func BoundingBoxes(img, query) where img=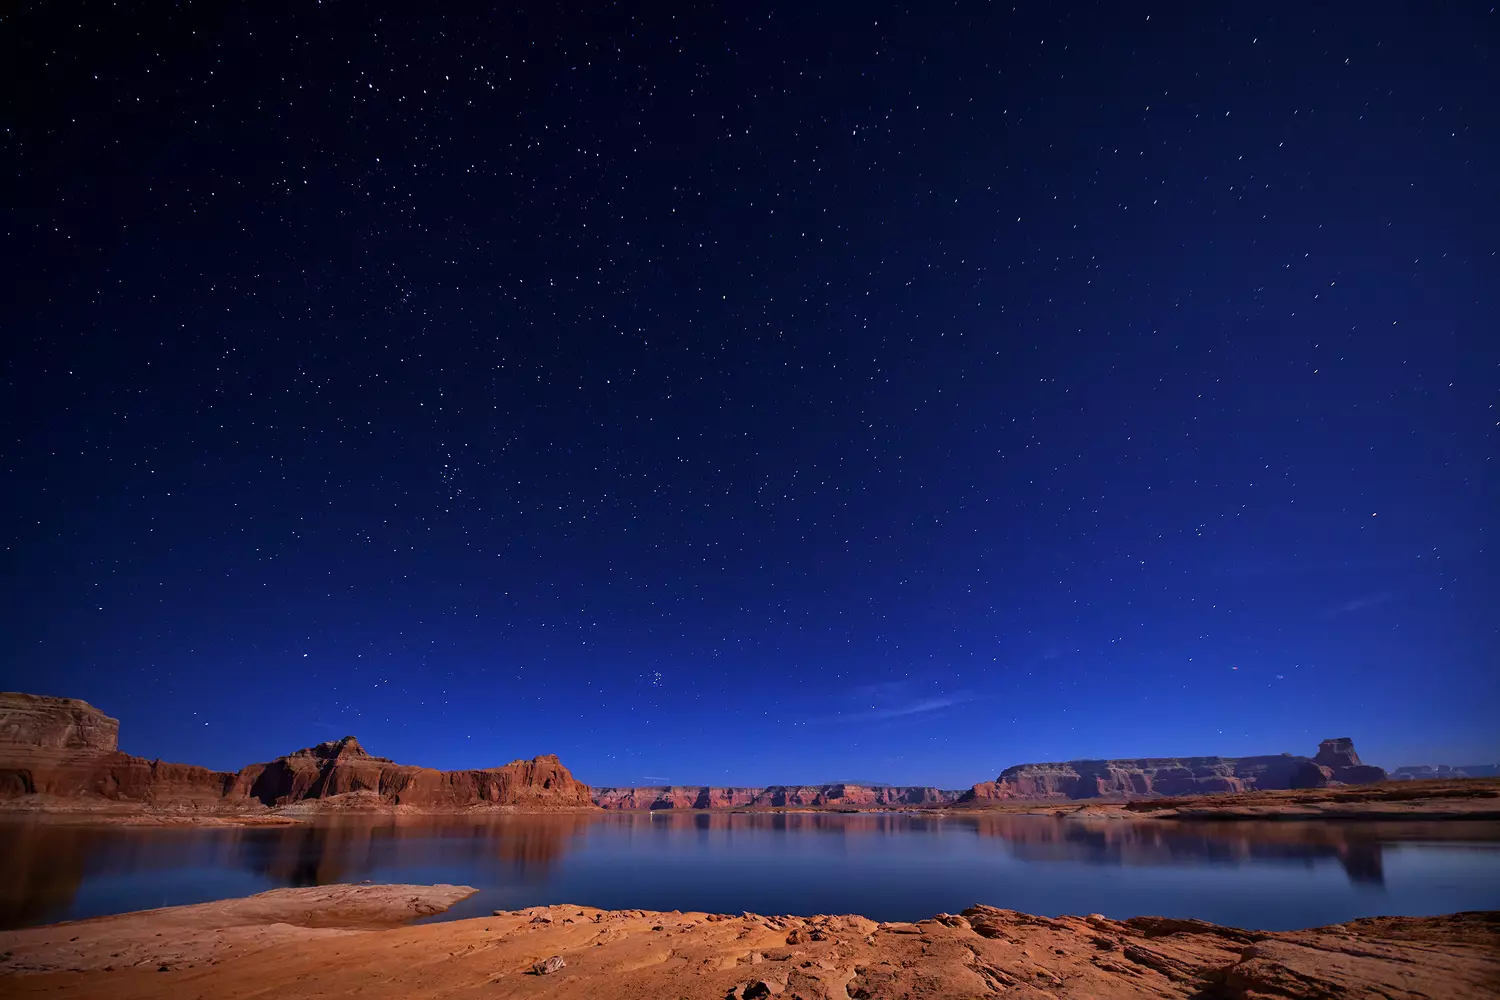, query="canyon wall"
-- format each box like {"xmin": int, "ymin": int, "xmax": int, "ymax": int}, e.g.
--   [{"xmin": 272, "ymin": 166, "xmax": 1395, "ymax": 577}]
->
[
  {"xmin": 1391, "ymin": 763, "xmax": 1500, "ymax": 780},
  {"xmin": 0, "ymin": 692, "xmax": 120, "ymax": 752},
  {"xmin": 0, "ymin": 693, "xmax": 239, "ymax": 808},
  {"xmin": 0, "ymin": 692, "xmax": 591, "ymax": 813},
  {"xmin": 0, "ymin": 692, "xmax": 1398, "ymax": 815},
  {"xmin": 963, "ymin": 738, "xmax": 1388, "ymax": 803},
  {"xmin": 236, "ymin": 736, "xmax": 593, "ymax": 809},
  {"xmin": 592, "ymin": 783, "xmax": 964, "ymax": 810}
]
